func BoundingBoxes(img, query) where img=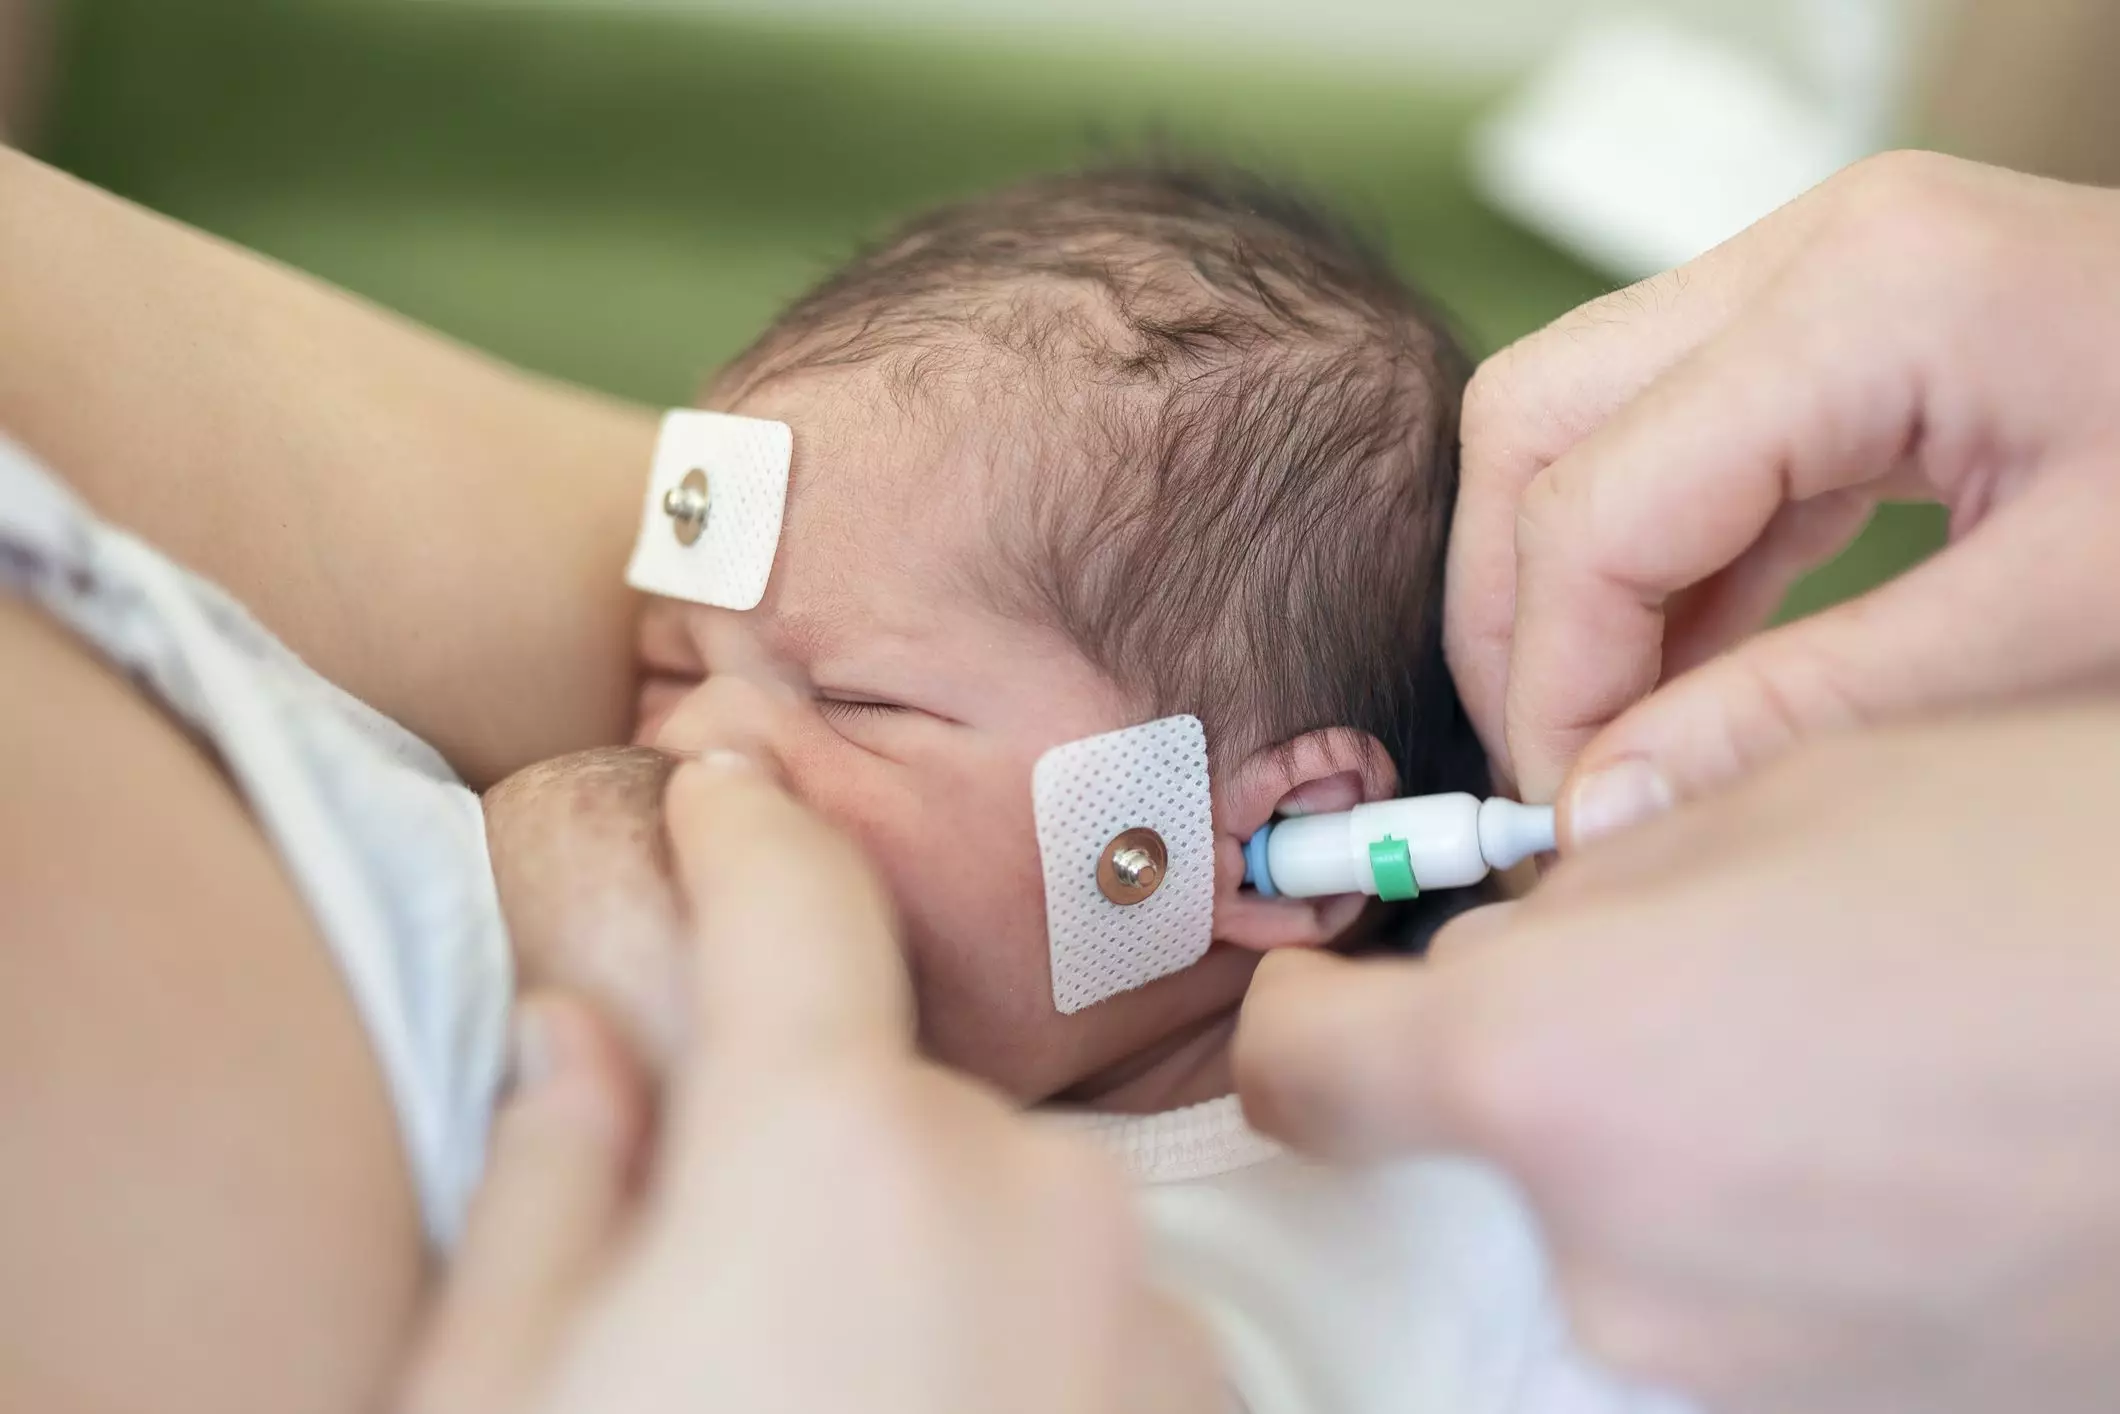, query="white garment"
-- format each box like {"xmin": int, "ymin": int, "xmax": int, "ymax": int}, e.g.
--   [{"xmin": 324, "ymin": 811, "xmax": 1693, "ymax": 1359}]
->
[
  {"xmin": 0, "ymin": 438, "xmax": 511, "ymax": 1246},
  {"xmin": 1060, "ymin": 1097, "xmax": 1689, "ymax": 1414}
]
